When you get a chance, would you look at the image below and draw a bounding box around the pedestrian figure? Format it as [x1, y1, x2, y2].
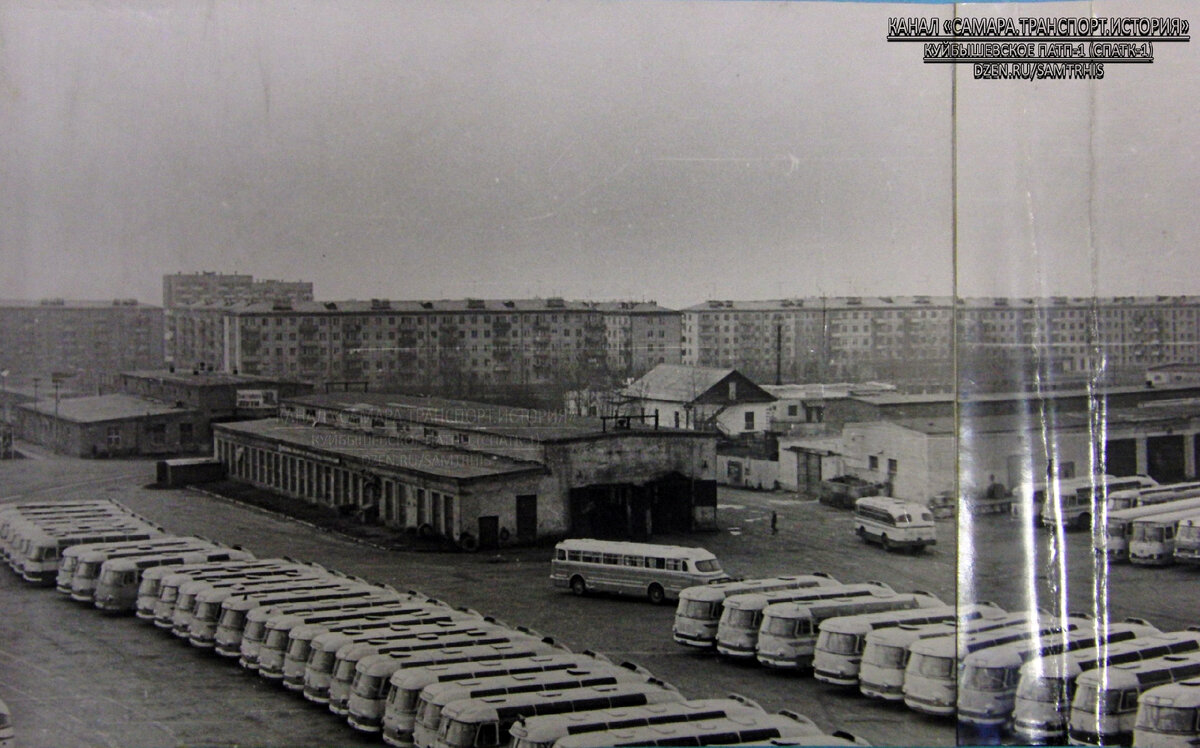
[771, 511, 778, 534]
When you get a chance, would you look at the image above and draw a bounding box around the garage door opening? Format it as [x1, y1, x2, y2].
[568, 472, 707, 539]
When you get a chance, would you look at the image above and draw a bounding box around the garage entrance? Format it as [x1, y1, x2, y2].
[1105, 438, 1138, 478]
[1147, 435, 1186, 483]
[568, 472, 702, 539]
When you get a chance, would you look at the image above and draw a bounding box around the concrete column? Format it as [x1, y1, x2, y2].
[1136, 438, 1149, 476]
[1185, 433, 1197, 479]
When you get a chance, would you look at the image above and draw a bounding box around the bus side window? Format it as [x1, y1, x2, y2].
[1121, 690, 1139, 712]
[556, 549, 566, 560]
[622, 555, 641, 567]
[648, 557, 665, 569]
[602, 553, 620, 565]
[567, 550, 581, 561]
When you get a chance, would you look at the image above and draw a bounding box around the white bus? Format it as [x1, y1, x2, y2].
[1012, 629, 1200, 745]
[428, 681, 682, 748]
[252, 598, 447, 676]
[547, 711, 827, 748]
[1013, 476, 1105, 523]
[375, 652, 617, 745]
[1106, 483, 1200, 512]
[956, 620, 1159, 733]
[1130, 508, 1200, 566]
[411, 667, 668, 748]
[1043, 475, 1159, 531]
[1175, 516, 1200, 566]
[189, 578, 372, 649]
[55, 536, 209, 594]
[672, 573, 838, 648]
[328, 626, 559, 716]
[138, 558, 313, 622]
[1098, 499, 1200, 563]
[715, 582, 894, 659]
[505, 696, 764, 748]
[1134, 677, 1200, 748]
[1068, 652, 1200, 746]
[168, 567, 342, 635]
[66, 537, 221, 602]
[92, 546, 256, 613]
[812, 602, 1003, 687]
[755, 592, 945, 669]
[309, 623, 544, 709]
[16, 521, 161, 585]
[550, 539, 727, 604]
[903, 614, 1090, 717]
[852, 497, 936, 552]
[858, 611, 1035, 702]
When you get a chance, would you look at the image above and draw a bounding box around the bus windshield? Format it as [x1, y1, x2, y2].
[1133, 525, 1165, 543]
[863, 644, 907, 668]
[1179, 525, 1200, 542]
[392, 686, 421, 711]
[1136, 705, 1198, 733]
[822, 632, 861, 655]
[725, 609, 758, 629]
[677, 600, 716, 619]
[1075, 684, 1122, 714]
[694, 559, 722, 573]
[763, 617, 797, 637]
[1017, 676, 1064, 703]
[914, 655, 953, 679]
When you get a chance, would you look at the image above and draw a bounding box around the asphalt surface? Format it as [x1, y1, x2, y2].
[4, 452, 960, 747]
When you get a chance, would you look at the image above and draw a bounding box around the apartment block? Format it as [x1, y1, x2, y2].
[0, 299, 164, 389]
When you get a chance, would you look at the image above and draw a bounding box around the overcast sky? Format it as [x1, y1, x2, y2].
[1, 0, 1195, 308]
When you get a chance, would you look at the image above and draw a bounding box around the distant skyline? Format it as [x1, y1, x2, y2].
[3, 0, 1197, 310]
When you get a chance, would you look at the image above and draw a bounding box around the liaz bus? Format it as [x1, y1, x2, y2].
[410, 667, 669, 748]
[755, 592, 945, 669]
[193, 577, 374, 650]
[1105, 482, 1200, 512]
[1130, 508, 1200, 565]
[1012, 476, 1105, 524]
[672, 573, 838, 649]
[66, 537, 223, 602]
[1175, 516, 1200, 565]
[858, 612, 1037, 702]
[92, 546, 256, 613]
[1012, 629, 1200, 745]
[305, 622, 540, 707]
[547, 711, 837, 748]
[714, 581, 894, 659]
[852, 497, 936, 552]
[903, 614, 1091, 718]
[170, 568, 343, 636]
[55, 536, 209, 594]
[1068, 652, 1200, 746]
[16, 521, 162, 585]
[956, 619, 1159, 735]
[1043, 475, 1158, 531]
[505, 695, 765, 748]
[1097, 499, 1200, 563]
[328, 626, 559, 716]
[425, 681, 683, 748]
[550, 539, 728, 604]
[138, 558, 313, 622]
[1134, 677, 1200, 748]
[252, 598, 449, 676]
[374, 652, 618, 744]
[812, 602, 1004, 687]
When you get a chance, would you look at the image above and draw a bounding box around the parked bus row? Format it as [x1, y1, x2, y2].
[3, 507, 867, 747]
[1011, 474, 1161, 530]
[1098, 499, 1200, 567]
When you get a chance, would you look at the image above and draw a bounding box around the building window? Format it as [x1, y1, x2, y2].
[744, 411, 755, 430]
[107, 426, 121, 448]
[869, 455, 879, 470]
[179, 423, 193, 442]
[787, 404, 798, 417]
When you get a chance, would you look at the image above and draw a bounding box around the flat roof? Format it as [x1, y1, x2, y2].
[286, 392, 698, 442]
[0, 299, 159, 310]
[214, 418, 545, 482]
[176, 298, 672, 314]
[16, 394, 195, 424]
[120, 369, 308, 387]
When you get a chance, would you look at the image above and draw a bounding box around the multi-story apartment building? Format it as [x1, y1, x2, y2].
[592, 301, 681, 379]
[162, 272, 314, 308]
[683, 295, 1200, 389]
[163, 272, 314, 367]
[0, 299, 164, 390]
[681, 296, 953, 385]
[170, 297, 676, 390]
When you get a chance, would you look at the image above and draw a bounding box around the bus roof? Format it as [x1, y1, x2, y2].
[964, 622, 1158, 668]
[1139, 678, 1200, 709]
[763, 593, 943, 621]
[1132, 507, 1200, 526]
[509, 696, 766, 742]
[723, 582, 894, 611]
[102, 548, 255, 571]
[1075, 653, 1200, 688]
[553, 539, 716, 560]
[909, 615, 1087, 657]
[1108, 498, 1200, 523]
[442, 682, 683, 723]
[853, 496, 929, 513]
[818, 604, 963, 635]
[549, 712, 820, 747]
[1021, 630, 1200, 679]
[678, 575, 837, 601]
